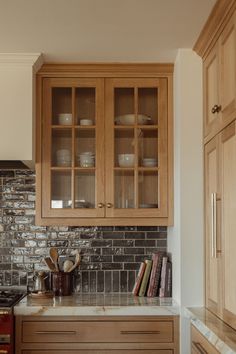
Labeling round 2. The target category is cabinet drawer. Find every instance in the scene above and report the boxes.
[22,351,174,354]
[191,325,219,354]
[22,320,173,343]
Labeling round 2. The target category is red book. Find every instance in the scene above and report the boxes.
[132,262,146,296]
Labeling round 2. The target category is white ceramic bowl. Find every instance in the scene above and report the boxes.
[140,203,158,208]
[80,119,93,126]
[142,158,157,167]
[79,153,95,167]
[56,149,71,166]
[58,113,72,125]
[118,154,135,167]
[115,114,151,126]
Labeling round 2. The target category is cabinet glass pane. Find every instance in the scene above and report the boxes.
[75,129,95,167]
[138,129,158,167]
[115,171,134,208]
[139,171,158,208]
[52,88,72,125]
[114,88,134,125]
[138,88,158,125]
[52,129,72,167]
[76,88,96,126]
[75,171,95,209]
[51,171,72,209]
[115,129,134,167]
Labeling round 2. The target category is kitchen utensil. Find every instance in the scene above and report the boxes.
[44,257,56,272]
[58,113,72,125]
[115,114,152,125]
[68,253,81,272]
[118,154,135,167]
[50,247,59,272]
[63,260,74,272]
[33,271,48,292]
[51,272,74,296]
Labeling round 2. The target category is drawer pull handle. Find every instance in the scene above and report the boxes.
[35,331,77,335]
[193,341,207,354]
[120,330,160,335]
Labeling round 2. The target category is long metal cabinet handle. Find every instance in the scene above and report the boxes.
[120,330,160,335]
[35,331,77,335]
[211,192,217,258]
[192,341,208,354]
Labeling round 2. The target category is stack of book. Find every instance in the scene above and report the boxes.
[132,252,172,297]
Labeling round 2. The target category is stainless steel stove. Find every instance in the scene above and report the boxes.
[0,288,26,354]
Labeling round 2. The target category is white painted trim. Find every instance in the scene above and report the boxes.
[0,53,43,67]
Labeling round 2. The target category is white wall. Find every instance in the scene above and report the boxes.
[0,54,43,165]
[168,49,204,353]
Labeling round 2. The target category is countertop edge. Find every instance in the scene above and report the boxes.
[184,307,236,354]
[14,294,180,317]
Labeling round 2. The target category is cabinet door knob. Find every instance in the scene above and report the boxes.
[106,203,113,208]
[211,104,221,114]
[97,203,104,208]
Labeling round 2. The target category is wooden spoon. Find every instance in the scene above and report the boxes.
[49,247,59,272]
[68,253,81,272]
[43,257,56,272]
[63,260,74,273]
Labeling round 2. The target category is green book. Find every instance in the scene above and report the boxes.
[138,260,153,297]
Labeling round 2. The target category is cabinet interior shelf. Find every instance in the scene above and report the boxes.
[114,125,158,130]
[114,167,159,171]
[50,167,96,171]
[51,125,96,129]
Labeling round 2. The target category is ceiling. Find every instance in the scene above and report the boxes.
[0,0,216,62]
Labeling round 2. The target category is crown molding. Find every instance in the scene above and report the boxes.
[0,53,44,69]
[193,0,236,58]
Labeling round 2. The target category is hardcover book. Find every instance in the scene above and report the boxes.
[132,262,146,296]
[147,253,159,297]
[147,251,166,297]
[159,256,168,297]
[160,261,172,297]
[138,259,152,297]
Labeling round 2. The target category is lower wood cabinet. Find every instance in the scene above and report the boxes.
[16,316,179,354]
[22,351,173,354]
[191,325,219,354]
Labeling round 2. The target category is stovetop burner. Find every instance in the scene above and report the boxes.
[0,290,25,308]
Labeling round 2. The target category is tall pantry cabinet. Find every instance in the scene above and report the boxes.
[195,0,236,329]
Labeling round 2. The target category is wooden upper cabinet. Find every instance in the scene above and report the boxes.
[36,64,173,226]
[201,7,236,142]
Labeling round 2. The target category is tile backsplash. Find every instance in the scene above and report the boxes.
[0,169,167,293]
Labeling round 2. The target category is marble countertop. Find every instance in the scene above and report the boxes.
[185,307,236,354]
[14,293,180,317]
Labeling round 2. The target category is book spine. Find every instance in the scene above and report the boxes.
[152,252,165,297]
[138,260,152,297]
[147,254,158,297]
[132,262,146,296]
[164,262,172,297]
[159,256,168,298]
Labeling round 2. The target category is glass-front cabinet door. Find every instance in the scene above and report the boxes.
[42,78,105,218]
[105,78,168,218]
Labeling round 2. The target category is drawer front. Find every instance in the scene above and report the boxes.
[191,325,219,354]
[22,320,173,343]
[22,351,174,354]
